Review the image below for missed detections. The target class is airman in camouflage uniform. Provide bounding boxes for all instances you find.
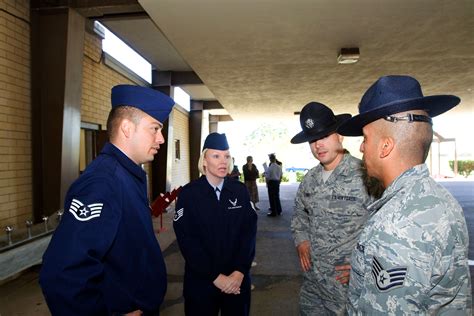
[339,75,472,314]
[290,102,381,315]
[347,165,471,314]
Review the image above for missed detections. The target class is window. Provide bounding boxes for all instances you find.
[80,122,108,173]
[96,21,152,84]
[80,123,100,172]
[175,139,181,160]
[173,87,191,111]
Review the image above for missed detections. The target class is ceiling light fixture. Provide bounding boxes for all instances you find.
[337,47,360,64]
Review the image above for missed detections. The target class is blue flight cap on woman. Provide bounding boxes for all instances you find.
[203,133,229,151]
[111,85,175,123]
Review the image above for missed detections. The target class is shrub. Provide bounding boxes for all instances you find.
[449,160,474,178]
[296,171,306,182]
[258,174,289,182]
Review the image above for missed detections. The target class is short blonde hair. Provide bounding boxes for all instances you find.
[198,149,234,176]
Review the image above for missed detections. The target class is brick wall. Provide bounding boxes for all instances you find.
[170,106,190,188]
[81,32,134,128]
[0,0,32,228]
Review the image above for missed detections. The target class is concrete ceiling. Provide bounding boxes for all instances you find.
[99,0,473,121]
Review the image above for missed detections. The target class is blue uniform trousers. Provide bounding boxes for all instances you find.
[267,180,282,215]
[184,276,251,316]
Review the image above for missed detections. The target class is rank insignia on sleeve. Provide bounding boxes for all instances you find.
[174,208,184,221]
[372,256,407,292]
[68,199,103,221]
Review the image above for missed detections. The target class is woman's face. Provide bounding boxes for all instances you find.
[203,149,231,183]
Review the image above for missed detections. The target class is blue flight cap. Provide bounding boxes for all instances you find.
[203,133,229,151]
[111,85,175,123]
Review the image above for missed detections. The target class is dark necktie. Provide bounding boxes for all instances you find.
[215,187,221,200]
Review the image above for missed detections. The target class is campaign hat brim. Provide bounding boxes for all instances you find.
[291,114,351,144]
[338,95,460,136]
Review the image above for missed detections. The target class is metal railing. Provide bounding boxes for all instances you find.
[0,210,63,281]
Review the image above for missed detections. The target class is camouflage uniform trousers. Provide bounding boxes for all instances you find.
[299,268,349,316]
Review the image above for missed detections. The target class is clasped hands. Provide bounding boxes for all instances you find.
[213,271,244,294]
[296,240,351,285]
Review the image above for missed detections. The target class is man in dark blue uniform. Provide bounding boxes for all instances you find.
[173,133,258,316]
[39,85,174,316]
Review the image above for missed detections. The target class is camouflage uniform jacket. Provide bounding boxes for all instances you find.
[291,153,379,302]
[348,164,472,315]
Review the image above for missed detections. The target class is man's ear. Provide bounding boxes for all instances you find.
[120,119,133,139]
[380,137,394,158]
[337,134,344,144]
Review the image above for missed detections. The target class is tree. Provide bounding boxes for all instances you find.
[449,160,474,178]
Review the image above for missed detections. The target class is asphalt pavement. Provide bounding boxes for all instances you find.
[0,180,473,315]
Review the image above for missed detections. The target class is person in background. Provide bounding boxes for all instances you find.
[242,156,260,210]
[173,133,258,316]
[228,157,241,181]
[290,102,381,315]
[264,153,283,217]
[338,75,472,314]
[275,156,282,167]
[40,85,174,315]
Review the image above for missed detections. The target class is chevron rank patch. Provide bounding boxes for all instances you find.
[372,256,407,292]
[68,199,103,221]
[174,208,184,221]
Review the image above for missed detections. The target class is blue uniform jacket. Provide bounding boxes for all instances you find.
[173,176,257,292]
[39,143,167,315]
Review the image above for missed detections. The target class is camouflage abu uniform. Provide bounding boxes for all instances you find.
[291,153,380,315]
[348,164,472,315]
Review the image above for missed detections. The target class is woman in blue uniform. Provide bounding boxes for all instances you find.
[173,133,258,316]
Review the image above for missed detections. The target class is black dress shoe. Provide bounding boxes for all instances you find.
[267,212,277,217]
